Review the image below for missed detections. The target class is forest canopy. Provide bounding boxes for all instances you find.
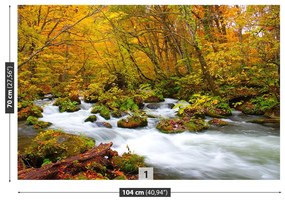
[18,5,279,102]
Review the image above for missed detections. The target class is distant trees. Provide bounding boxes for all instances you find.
[18,5,280,100]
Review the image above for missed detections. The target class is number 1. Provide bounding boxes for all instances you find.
[144,171,148,178]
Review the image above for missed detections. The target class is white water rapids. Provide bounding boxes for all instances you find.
[22,98,279,179]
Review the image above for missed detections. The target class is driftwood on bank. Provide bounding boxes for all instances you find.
[18,142,116,180]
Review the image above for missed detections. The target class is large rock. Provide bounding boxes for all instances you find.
[146,103,161,109]
[53,97,80,113]
[144,95,164,103]
[248,118,280,125]
[117,115,148,128]
[96,122,112,128]
[84,115,97,122]
[156,117,208,133]
[205,107,232,118]
[237,101,264,115]
[156,118,187,133]
[208,118,229,126]
[21,130,95,168]
[91,104,110,120]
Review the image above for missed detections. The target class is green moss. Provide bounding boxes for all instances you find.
[34,121,52,129]
[85,162,107,174]
[22,130,95,168]
[209,118,229,126]
[114,175,127,180]
[185,118,209,132]
[239,101,264,115]
[156,118,186,133]
[248,118,280,124]
[113,153,145,174]
[54,97,80,113]
[18,103,43,121]
[26,116,38,125]
[239,94,279,115]
[157,117,208,133]
[41,158,52,167]
[26,116,51,129]
[117,115,148,128]
[84,115,97,122]
[119,98,139,112]
[91,104,110,120]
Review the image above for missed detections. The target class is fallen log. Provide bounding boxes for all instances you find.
[18,142,116,180]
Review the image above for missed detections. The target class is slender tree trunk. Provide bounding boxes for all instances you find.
[193,42,219,95]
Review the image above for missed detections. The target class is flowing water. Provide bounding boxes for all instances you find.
[18,98,280,180]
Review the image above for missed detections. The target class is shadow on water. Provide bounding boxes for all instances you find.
[18,121,39,152]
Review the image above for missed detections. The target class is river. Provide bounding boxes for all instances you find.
[18,98,280,180]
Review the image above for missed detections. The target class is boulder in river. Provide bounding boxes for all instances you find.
[205,107,232,118]
[53,97,80,113]
[26,116,52,129]
[248,118,280,125]
[184,117,209,132]
[237,101,264,115]
[84,115,97,122]
[208,118,229,126]
[117,115,148,128]
[156,118,187,133]
[96,122,112,128]
[91,104,110,120]
[144,95,164,103]
[146,103,160,109]
[156,117,209,133]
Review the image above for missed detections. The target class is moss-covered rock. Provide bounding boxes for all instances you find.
[111,110,127,118]
[18,103,43,121]
[53,97,80,113]
[156,117,208,133]
[26,116,52,129]
[119,98,139,112]
[84,115,97,122]
[156,118,187,133]
[184,117,209,132]
[238,101,264,115]
[144,95,164,103]
[264,104,280,119]
[182,107,205,118]
[237,95,279,116]
[26,116,39,125]
[91,104,110,120]
[68,93,81,104]
[113,153,145,174]
[208,118,229,126]
[33,121,52,129]
[205,107,232,118]
[117,115,148,128]
[22,130,95,168]
[248,118,280,125]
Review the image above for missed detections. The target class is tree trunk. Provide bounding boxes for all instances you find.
[18,143,115,180]
[193,42,219,95]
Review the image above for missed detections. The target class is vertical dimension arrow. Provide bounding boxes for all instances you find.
[5,5,14,182]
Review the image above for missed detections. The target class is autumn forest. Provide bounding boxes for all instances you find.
[18,5,280,180]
